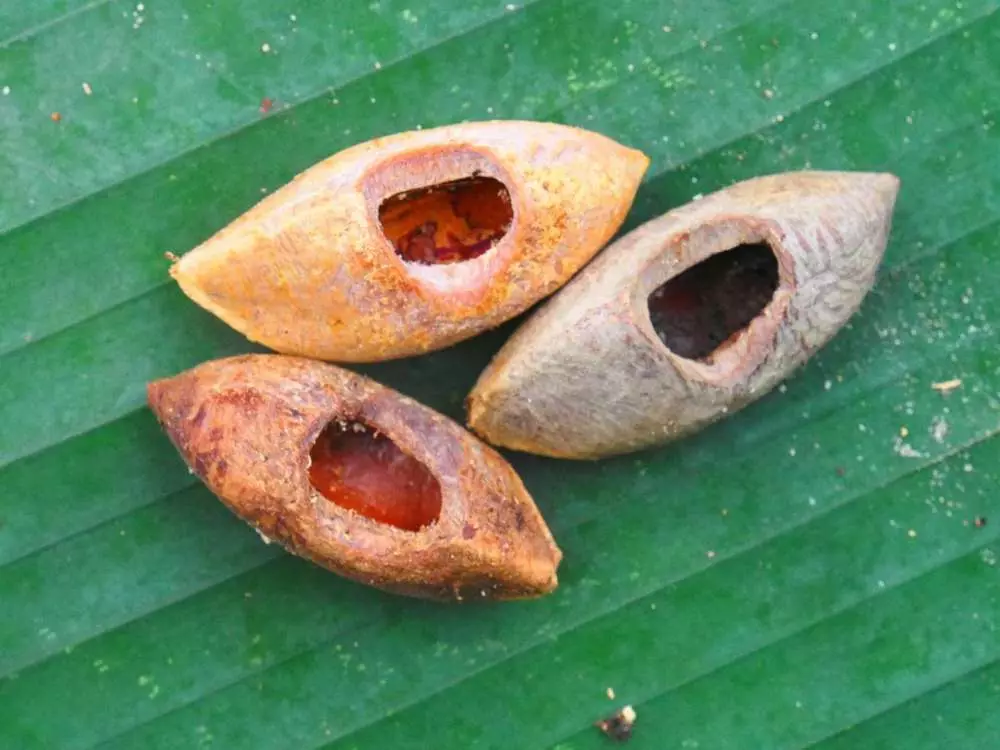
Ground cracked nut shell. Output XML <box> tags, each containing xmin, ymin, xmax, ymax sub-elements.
<box><xmin>147</xmin><ymin>354</ymin><xmax>562</xmax><ymax>601</ymax></box>
<box><xmin>169</xmin><ymin>120</ymin><xmax>649</xmax><ymax>363</ymax></box>
<box><xmin>467</xmin><ymin>170</ymin><xmax>901</xmax><ymax>459</ymax></box>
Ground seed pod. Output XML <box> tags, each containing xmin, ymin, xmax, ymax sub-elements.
<box><xmin>169</xmin><ymin>121</ymin><xmax>649</xmax><ymax>362</ymax></box>
<box><xmin>467</xmin><ymin>170</ymin><xmax>901</xmax><ymax>459</ymax></box>
<box><xmin>147</xmin><ymin>354</ymin><xmax>562</xmax><ymax>600</ymax></box>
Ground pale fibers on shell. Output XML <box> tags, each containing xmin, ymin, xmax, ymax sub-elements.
<box><xmin>169</xmin><ymin>120</ymin><xmax>649</xmax><ymax>362</ymax></box>
<box><xmin>467</xmin><ymin>170</ymin><xmax>901</xmax><ymax>459</ymax></box>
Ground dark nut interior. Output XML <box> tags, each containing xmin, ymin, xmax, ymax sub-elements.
<box><xmin>378</xmin><ymin>176</ymin><xmax>513</xmax><ymax>265</ymax></box>
<box><xmin>648</xmin><ymin>243</ymin><xmax>779</xmax><ymax>361</ymax></box>
<box><xmin>309</xmin><ymin>420</ymin><xmax>442</xmax><ymax>531</ymax></box>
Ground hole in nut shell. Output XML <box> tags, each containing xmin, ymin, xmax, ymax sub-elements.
<box><xmin>309</xmin><ymin>420</ymin><xmax>442</xmax><ymax>532</ymax></box>
<box><xmin>648</xmin><ymin>243</ymin><xmax>779</xmax><ymax>361</ymax></box>
<box><xmin>378</xmin><ymin>176</ymin><xmax>513</xmax><ymax>265</ymax></box>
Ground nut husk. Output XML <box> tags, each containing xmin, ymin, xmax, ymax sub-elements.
<box><xmin>169</xmin><ymin>121</ymin><xmax>649</xmax><ymax>362</ymax></box>
<box><xmin>147</xmin><ymin>354</ymin><xmax>562</xmax><ymax>601</ymax></box>
<box><xmin>467</xmin><ymin>171</ymin><xmax>901</xmax><ymax>459</ymax></box>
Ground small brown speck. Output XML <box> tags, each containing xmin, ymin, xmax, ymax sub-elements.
<box><xmin>931</xmin><ymin>378</ymin><xmax>962</xmax><ymax>394</ymax></box>
<box><xmin>974</xmin><ymin>517</ymin><xmax>987</xmax><ymax>529</ymax></box>
<box><xmin>596</xmin><ymin>705</ymin><xmax>636</xmax><ymax>742</ymax></box>
<box><xmin>259</xmin><ymin>97</ymin><xmax>273</xmax><ymax>114</ymax></box>
<box><xmin>835</xmin><ymin>466</ymin><xmax>846</xmax><ymax>477</ymax></box>
<box><xmin>50</xmin><ymin>111</ymin><xmax>62</xmax><ymax>122</ymax></box>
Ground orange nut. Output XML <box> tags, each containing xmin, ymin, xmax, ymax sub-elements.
<box><xmin>467</xmin><ymin>171</ymin><xmax>901</xmax><ymax>459</ymax></box>
<box><xmin>147</xmin><ymin>354</ymin><xmax>562</xmax><ymax>601</ymax></box>
<box><xmin>169</xmin><ymin>121</ymin><xmax>649</xmax><ymax>362</ymax></box>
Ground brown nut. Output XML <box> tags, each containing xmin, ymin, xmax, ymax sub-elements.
<box><xmin>169</xmin><ymin>121</ymin><xmax>649</xmax><ymax>362</ymax></box>
<box><xmin>147</xmin><ymin>354</ymin><xmax>562</xmax><ymax>601</ymax></box>
<box><xmin>467</xmin><ymin>170</ymin><xmax>901</xmax><ymax>459</ymax></box>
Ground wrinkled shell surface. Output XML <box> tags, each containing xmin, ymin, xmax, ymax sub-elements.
<box><xmin>147</xmin><ymin>355</ymin><xmax>562</xmax><ymax>601</ymax></box>
<box><xmin>467</xmin><ymin>171</ymin><xmax>901</xmax><ymax>459</ymax></box>
<box><xmin>170</xmin><ymin>121</ymin><xmax>649</xmax><ymax>362</ymax></box>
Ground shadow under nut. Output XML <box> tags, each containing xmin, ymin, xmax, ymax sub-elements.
<box><xmin>147</xmin><ymin>354</ymin><xmax>562</xmax><ymax>601</ymax></box>
<box><xmin>466</xmin><ymin>170</ymin><xmax>901</xmax><ymax>459</ymax></box>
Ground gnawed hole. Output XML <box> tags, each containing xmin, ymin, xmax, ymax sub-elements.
<box><xmin>309</xmin><ymin>420</ymin><xmax>442</xmax><ymax>532</ymax></box>
<box><xmin>379</xmin><ymin>176</ymin><xmax>513</xmax><ymax>265</ymax></box>
<box><xmin>648</xmin><ymin>243</ymin><xmax>779</xmax><ymax>361</ymax></box>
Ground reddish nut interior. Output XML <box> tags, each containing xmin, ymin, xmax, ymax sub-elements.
<box><xmin>378</xmin><ymin>176</ymin><xmax>513</xmax><ymax>265</ymax></box>
<box><xmin>648</xmin><ymin>243</ymin><xmax>779</xmax><ymax>361</ymax></box>
<box><xmin>308</xmin><ymin>420</ymin><xmax>442</xmax><ymax>532</ymax></box>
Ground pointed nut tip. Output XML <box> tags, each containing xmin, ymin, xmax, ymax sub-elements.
<box><xmin>540</xmin><ymin>572</ymin><xmax>559</xmax><ymax>595</ymax></box>
<box><xmin>146</xmin><ymin>379</ymin><xmax>166</xmax><ymax>410</ymax></box>
<box><xmin>520</xmin><ymin>569</ymin><xmax>559</xmax><ymax>599</ymax></box>
<box><xmin>146</xmin><ymin>373</ymin><xmax>192</xmax><ymax>421</ymax></box>
<box><xmin>872</xmin><ymin>170</ymin><xmax>901</xmax><ymax>195</ymax></box>
<box><xmin>464</xmin><ymin>390</ymin><xmax>492</xmax><ymax>434</ymax></box>
<box><xmin>167</xmin><ymin>257</ymin><xmax>188</xmax><ymax>284</ymax></box>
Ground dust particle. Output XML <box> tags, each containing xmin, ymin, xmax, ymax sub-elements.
<box><xmin>255</xmin><ymin>528</ymin><xmax>273</xmax><ymax>545</ymax></box>
<box><xmin>261</xmin><ymin>42</ymin><xmax>272</xmax><ymax>53</ymax></box>
<box><xmin>606</xmin><ymin>687</ymin><xmax>616</xmax><ymax>700</ymax></box>
<box><xmin>931</xmin><ymin>417</ymin><xmax>949</xmax><ymax>444</ymax></box>
<box><xmin>893</xmin><ymin>437</ymin><xmax>924</xmax><ymax>459</ymax></box>
<box><xmin>50</xmin><ymin>111</ymin><xmax>62</xmax><ymax>122</ymax></box>
<box><xmin>974</xmin><ymin>517</ymin><xmax>987</xmax><ymax>529</ymax></box>
<box><xmin>82</xmin><ymin>82</ymin><xmax>93</xmax><ymax>95</ymax></box>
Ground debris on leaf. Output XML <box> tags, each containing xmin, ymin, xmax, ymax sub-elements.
<box><xmin>893</xmin><ymin>436</ymin><xmax>924</xmax><ymax>459</ymax></box>
<box><xmin>606</xmin><ymin>687</ymin><xmax>616</xmax><ymax>700</ymax></box>
<box><xmin>975</xmin><ymin>516</ymin><xmax>987</xmax><ymax>529</ymax></box>
<box><xmin>931</xmin><ymin>378</ymin><xmax>962</xmax><ymax>394</ymax></box>
<box><xmin>50</xmin><ymin>111</ymin><xmax>62</xmax><ymax>122</ymax></box>
<box><xmin>930</xmin><ymin>416</ymin><xmax>949</xmax><ymax>444</ymax></box>
<box><xmin>259</xmin><ymin>97</ymin><xmax>273</xmax><ymax>114</ymax></box>
<box><xmin>596</xmin><ymin>705</ymin><xmax>636</xmax><ymax>742</ymax></box>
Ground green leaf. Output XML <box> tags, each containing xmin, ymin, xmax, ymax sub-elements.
<box><xmin>2</xmin><ymin>0</ymin><xmax>999</xmax><ymax>748</ymax></box>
